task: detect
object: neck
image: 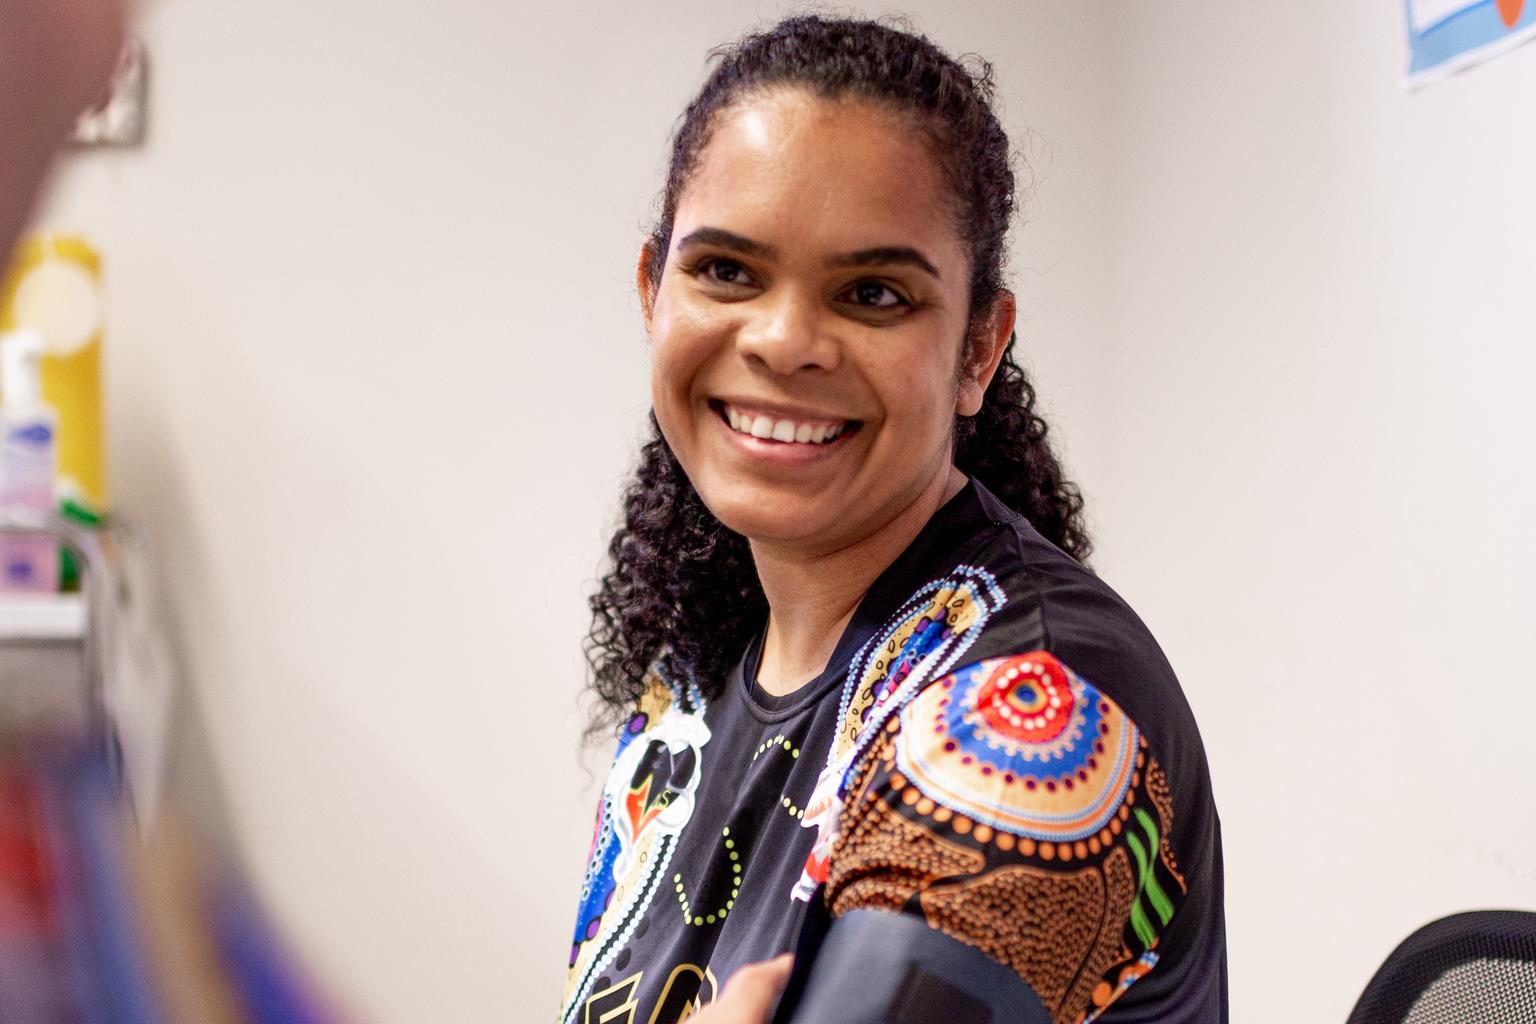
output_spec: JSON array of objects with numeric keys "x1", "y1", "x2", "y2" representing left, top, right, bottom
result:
[{"x1": 751, "y1": 465, "x2": 968, "y2": 697}]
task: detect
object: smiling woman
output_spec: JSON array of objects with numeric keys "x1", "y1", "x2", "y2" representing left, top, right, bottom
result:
[
  {"x1": 645, "y1": 90, "x2": 989, "y2": 566},
  {"x1": 565, "y1": 16, "x2": 1227, "y2": 1024}
]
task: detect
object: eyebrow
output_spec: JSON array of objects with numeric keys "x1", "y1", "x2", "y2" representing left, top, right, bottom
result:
[
  {"x1": 676, "y1": 227, "x2": 777, "y2": 261},
  {"x1": 828, "y1": 246, "x2": 941, "y2": 280},
  {"x1": 675, "y1": 227, "x2": 941, "y2": 280}
]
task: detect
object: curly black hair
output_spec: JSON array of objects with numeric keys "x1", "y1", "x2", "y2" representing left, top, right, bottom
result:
[{"x1": 586, "y1": 15, "x2": 1090, "y2": 730}]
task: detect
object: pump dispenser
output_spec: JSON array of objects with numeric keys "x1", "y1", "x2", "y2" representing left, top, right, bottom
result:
[{"x1": 0, "y1": 328, "x2": 59, "y2": 591}]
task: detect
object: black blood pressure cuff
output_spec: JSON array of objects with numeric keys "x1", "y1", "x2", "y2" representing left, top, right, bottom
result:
[{"x1": 771, "y1": 908, "x2": 1053, "y2": 1024}]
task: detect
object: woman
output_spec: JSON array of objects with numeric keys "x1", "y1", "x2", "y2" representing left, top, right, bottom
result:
[{"x1": 566, "y1": 15, "x2": 1226, "y2": 1024}]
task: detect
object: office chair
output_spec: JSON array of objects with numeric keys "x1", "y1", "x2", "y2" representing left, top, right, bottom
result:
[{"x1": 1345, "y1": 910, "x2": 1536, "y2": 1023}]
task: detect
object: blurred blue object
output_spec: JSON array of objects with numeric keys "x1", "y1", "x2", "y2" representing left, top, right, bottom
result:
[{"x1": 0, "y1": 740, "x2": 347, "y2": 1024}]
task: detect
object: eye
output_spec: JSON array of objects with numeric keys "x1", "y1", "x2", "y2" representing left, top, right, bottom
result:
[
  {"x1": 842, "y1": 280, "x2": 910, "y2": 310},
  {"x1": 695, "y1": 257, "x2": 758, "y2": 289}
]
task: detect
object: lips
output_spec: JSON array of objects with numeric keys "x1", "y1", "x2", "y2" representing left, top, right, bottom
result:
[{"x1": 713, "y1": 400, "x2": 859, "y2": 446}]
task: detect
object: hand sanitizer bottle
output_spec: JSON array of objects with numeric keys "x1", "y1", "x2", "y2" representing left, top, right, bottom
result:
[{"x1": 0, "y1": 328, "x2": 59, "y2": 592}]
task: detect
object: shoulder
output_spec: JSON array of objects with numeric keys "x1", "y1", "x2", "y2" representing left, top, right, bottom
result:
[
  {"x1": 825, "y1": 648, "x2": 1194, "y2": 1022},
  {"x1": 957, "y1": 493, "x2": 1204, "y2": 775},
  {"x1": 809, "y1": 487, "x2": 1224, "y2": 1019}
]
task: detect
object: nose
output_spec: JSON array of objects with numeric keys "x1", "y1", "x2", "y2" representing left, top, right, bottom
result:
[{"x1": 735, "y1": 288, "x2": 841, "y2": 376}]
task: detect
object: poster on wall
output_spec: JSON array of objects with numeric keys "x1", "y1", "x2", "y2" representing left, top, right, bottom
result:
[{"x1": 1405, "y1": 0, "x2": 1536, "y2": 87}]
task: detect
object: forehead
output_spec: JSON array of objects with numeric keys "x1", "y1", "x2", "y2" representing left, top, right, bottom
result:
[{"x1": 674, "y1": 89, "x2": 965, "y2": 267}]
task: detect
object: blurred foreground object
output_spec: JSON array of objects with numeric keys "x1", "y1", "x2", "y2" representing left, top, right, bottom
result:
[
  {"x1": 0, "y1": 0, "x2": 128, "y2": 150},
  {"x1": 0, "y1": 513, "x2": 352, "y2": 1022},
  {"x1": 0, "y1": 0, "x2": 129, "y2": 264},
  {"x1": 0, "y1": 741, "x2": 348, "y2": 1023}
]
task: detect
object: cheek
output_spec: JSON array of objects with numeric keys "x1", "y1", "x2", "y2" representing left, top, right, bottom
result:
[
  {"x1": 649, "y1": 332, "x2": 687, "y2": 406},
  {"x1": 876, "y1": 341, "x2": 963, "y2": 433},
  {"x1": 649, "y1": 294, "x2": 732, "y2": 439},
  {"x1": 649, "y1": 299, "x2": 706, "y2": 397}
]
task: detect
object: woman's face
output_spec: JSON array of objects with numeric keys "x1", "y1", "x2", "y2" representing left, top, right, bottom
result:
[{"x1": 643, "y1": 88, "x2": 1007, "y2": 556}]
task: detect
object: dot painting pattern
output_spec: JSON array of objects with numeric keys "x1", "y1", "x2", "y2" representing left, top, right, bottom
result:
[
  {"x1": 830, "y1": 565, "x2": 1008, "y2": 767},
  {"x1": 896, "y1": 652, "x2": 1139, "y2": 843},
  {"x1": 753, "y1": 735, "x2": 805, "y2": 819},
  {"x1": 793, "y1": 565, "x2": 1008, "y2": 902},
  {"x1": 673, "y1": 827, "x2": 743, "y2": 926},
  {"x1": 824, "y1": 651, "x2": 1188, "y2": 1024},
  {"x1": 559, "y1": 668, "x2": 711, "y2": 1024}
]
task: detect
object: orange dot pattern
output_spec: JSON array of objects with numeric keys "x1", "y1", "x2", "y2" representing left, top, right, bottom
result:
[
  {"x1": 897, "y1": 652, "x2": 1141, "y2": 845},
  {"x1": 821, "y1": 660, "x2": 1189, "y2": 1024}
]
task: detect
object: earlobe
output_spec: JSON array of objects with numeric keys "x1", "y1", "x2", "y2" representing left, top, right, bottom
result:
[{"x1": 956, "y1": 290, "x2": 1017, "y2": 417}]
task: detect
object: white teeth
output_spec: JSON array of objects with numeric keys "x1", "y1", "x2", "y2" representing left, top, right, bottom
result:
[{"x1": 723, "y1": 405, "x2": 849, "y2": 445}]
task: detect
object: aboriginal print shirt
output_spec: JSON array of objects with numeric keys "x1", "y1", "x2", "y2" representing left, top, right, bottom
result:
[{"x1": 560, "y1": 478, "x2": 1227, "y2": 1024}]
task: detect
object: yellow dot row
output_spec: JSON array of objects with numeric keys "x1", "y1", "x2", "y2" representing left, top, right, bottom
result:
[
  {"x1": 752, "y1": 735, "x2": 802, "y2": 762},
  {"x1": 672, "y1": 828, "x2": 745, "y2": 927}
]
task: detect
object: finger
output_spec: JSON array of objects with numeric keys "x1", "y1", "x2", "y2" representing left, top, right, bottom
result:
[{"x1": 717, "y1": 955, "x2": 794, "y2": 1017}]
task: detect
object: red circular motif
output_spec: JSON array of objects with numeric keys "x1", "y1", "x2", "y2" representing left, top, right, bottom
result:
[{"x1": 976, "y1": 653, "x2": 1073, "y2": 744}]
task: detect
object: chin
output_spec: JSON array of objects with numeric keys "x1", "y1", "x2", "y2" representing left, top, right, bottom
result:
[{"x1": 693, "y1": 480, "x2": 840, "y2": 547}]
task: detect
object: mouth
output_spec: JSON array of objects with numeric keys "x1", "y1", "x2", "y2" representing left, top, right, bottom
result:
[{"x1": 709, "y1": 400, "x2": 862, "y2": 446}]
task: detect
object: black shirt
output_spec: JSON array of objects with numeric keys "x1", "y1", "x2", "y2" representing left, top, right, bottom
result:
[{"x1": 560, "y1": 478, "x2": 1227, "y2": 1024}]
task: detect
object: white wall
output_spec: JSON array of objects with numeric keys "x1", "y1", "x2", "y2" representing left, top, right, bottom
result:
[
  {"x1": 1093, "y1": 3, "x2": 1536, "y2": 1021},
  {"x1": 34, "y1": 3, "x2": 1115, "y2": 1023}
]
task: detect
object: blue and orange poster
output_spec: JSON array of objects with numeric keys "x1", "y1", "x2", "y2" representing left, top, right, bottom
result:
[{"x1": 1406, "y1": 0, "x2": 1536, "y2": 85}]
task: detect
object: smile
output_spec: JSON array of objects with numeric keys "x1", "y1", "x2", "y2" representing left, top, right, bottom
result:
[{"x1": 715, "y1": 401, "x2": 858, "y2": 445}]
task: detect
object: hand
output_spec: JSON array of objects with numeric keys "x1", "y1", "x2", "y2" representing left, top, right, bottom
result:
[
  {"x1": 0, "y1": 0, "x2": 131, "y2": 144},
  {"x1": 691, "y1": 955, "x2": 794, "y2": 1024}
]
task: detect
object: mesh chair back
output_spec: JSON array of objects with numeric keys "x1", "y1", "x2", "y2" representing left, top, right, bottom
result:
[{"x1": 1346, "y1": 911, "x2": 1536, "y2": 1024}]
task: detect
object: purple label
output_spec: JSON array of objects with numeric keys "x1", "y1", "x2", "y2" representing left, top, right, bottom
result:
[{"x1": 8, "y1": 423, "x2": 52, "y2": 445}]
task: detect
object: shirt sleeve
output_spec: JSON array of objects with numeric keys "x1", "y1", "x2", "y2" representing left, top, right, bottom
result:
[{"x1": 822, "y1": 651, "x2": 1189, "y2": 1024}]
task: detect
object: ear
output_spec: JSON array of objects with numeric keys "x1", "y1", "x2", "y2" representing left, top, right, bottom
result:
[
  {"x1": 956, "y1": 289, "x2": 1017, "y2": 416},
  {"x1": 637, "y1": 238, "x2": 663, "y2": 333}
]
